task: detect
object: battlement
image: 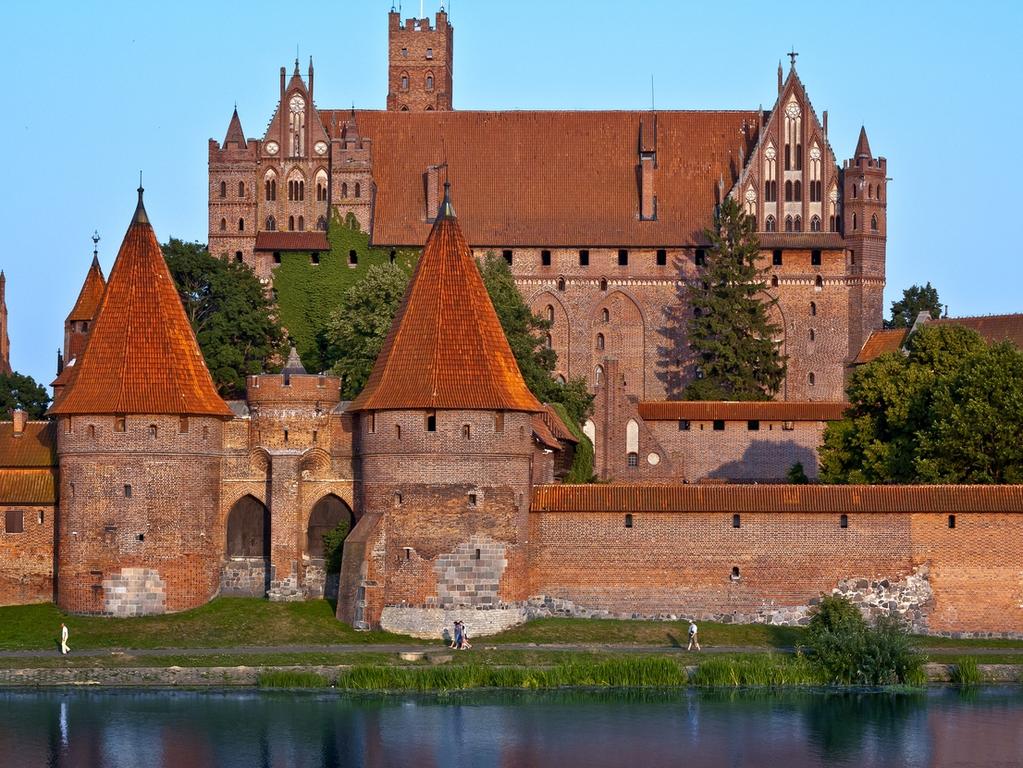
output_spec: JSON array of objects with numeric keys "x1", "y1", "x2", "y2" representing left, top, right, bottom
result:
[
  {"x1": 246, "y1": 373, "x2": 342, "y2": 406},
  {"x1": 389, "y1": 10, "x2": 450, "y2": 33}
]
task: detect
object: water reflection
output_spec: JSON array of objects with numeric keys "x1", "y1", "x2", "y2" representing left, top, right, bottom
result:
[{"x1": 0, "y1": 687, "x2": 1021, "y2": 768}]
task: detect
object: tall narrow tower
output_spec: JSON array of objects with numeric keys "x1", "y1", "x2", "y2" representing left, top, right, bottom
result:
[{"x1": 387, "y1": 9, "x2": 453, "y2": 111}]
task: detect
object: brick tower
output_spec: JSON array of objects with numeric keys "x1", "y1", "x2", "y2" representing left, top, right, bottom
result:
[
  {"x1": 51, "y1": 246, "x2": 107, "y2": 404},
  {"x1": 0, "y1": 271, "x2": 9, "y2": 375},
  {"x1": 49, "y1": 187, "x2": 234, "y2": 615},
  {"x1": 387, "y1": 8, "x2": 453, "y2": 111},
  {"x1": 842, "y1": 127, "x2": 887, "y2": 361},
  {"x1": 338, "y1": 185, "x2": 540, "y2": 632}
]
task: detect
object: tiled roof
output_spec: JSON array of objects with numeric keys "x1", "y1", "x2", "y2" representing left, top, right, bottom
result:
[
  {"x1": 531, "y1": 483, "x2": 1023, "y2": 514},
  {"x1": 853, "y1": 329, "x2": 907, "y2": 364},
  {"x1": 638, "y1": 401, "x2": 847, "y2": 422},
  {"x1": 855, "y1": 126, "x2": 872, "y2": 159},
  {"x1": 67, "y1": 256, "x2": 106, "y2": 323},
  {"x1": 757, "y1": 233, "x2": 846, "y2": 249},
  {"x1": 931, "y1": 314, "x2": 1023, "y2": 350},
  {"x1": 531, "y1": 414, "x2": 562, "y2": 450},
  {"x1": 0, "y1": 468, "x2": 57, "y2": 504},
  {"x1": 321, "y1": 110, "x2": 760, "y2": 247},
  {"x1": 539, "y1": 404, "x2": 578, "y2": 444},
  {"x1": 49, "y1": 190, "x2": 233, "y2": 418},
  {"x1": 0, "y1": 422, "x2": 56, "y2": 468},
  {"x1": 254, "y1": 231, "x2": 329, "y2": 251},
  {"x1": 350, "y1": 191, "x2": 542, "y2": 413},
  {"x1": 224, "y1": 108, "x2": 247, "y2": 147}
]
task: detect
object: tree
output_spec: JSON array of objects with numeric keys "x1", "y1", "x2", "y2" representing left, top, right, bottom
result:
[
  {"x1": 163, "y1": 239, "x2": 287, "y2": 398},
  {"x1": 886, "y1": 282, "x2": 942, "y2": 329},
  {"x1": 325, "y1": 263, "x2": 411, "y2": 399},
  {"x1": 477, "y1": 253, "x2": 593, "y2": 425},
  {"x1": 684, "y1": 197, "x2": 785, "y2": 400},
  {"x1": 819, "y1": 324, "x2": 1023, "y2": 483},
  {"x1": 0, "y1": 371, "x2": 50, "y2": 419}
]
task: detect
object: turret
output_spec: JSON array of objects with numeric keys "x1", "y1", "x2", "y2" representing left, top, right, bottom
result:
[{"x1": 387, "y1": 8, "x2": 453, "y2": 111}]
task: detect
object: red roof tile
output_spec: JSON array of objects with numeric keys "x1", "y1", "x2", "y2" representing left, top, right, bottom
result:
[
  {"x1": 531, "y1": 414, "x2": 562, "y2": 450},
  {"x1": 638, "y1": 401, "x2": 847, "y2": 422},
  {"x1": 350, "y1": 192, "x2": 542, "y2": 413},
  {"x1": 0, "y1": 468, "x2": 57, "y2": 504},
  {"x1": 539, "y1": 404, "x2": 578, "y2": 444},
  {"x1": 49, "y1": 190, "x2": 233, "y2": 418},
  {"x1": 932, "y1": 314, "x2": 1023, "y2": 350},
  {"x1": 0, "y1": 422, "x2": 56, "y2": 468},
  {"x1": 67, "y1": 256, "x2": 106, "y2": 323},
  {"x1": 853, "y1": 329, "x2": 907, "y2": 365},
  {"x1": 321, "y1": 110, "x2": 759, "y2": 247},
  {"x1": 254, "y1": 231, "x2": 329, "y2": 252},
  {"x1": 531, "y1": 483, "x2": 1023, "y2": 514}
]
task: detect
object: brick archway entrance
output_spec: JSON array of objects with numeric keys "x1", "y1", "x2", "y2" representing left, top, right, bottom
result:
[
  {"x1": 222, "y1": 495, "x2": 270, "y2": 596},
  {"x1": 306, "y1": 494, "x2": 355, "y2": 600}
]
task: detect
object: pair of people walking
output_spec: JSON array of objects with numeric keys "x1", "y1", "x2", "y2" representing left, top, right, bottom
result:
[{"x1": 448, "y1": 620, "x2": 472, "y2": 650}]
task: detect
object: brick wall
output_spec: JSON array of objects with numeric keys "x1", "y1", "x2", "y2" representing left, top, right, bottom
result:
[
  {"x1": 0, "y1": 504, "x2": 54, "y2": 605},
  {"x1": 387, "y1": 11, "x2": 453, "y2": 111}
]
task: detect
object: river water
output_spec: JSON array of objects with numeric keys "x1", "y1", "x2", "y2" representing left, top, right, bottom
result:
[{"x1": 1, "y1": 687, "x2": 1021, "y2": 768}]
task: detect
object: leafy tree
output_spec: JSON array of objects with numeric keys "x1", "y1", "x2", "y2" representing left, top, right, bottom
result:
[
  {"x1": 322, "y1": 518, "x2": 352, "y2": 573},
  {"x1": 325, "y1": 263, "x2": 411, "y2": 399},
  {"x1": 820, "y1": 324, "x2": 1023, "y2": 483},
  {"x1": 477, "y1": 253, "x2": 593, "y2": 425},
  {"x1": 163, "y1": 239, "x2": 286, "y2": 398},
  {"x1": 684, "y1": 197, "x2": 785, "y2": 400},
  {"x1": 0, "y1": 372, "x2": 50, "y2": 419},
  {"x1": 886, "y1": 282, "x2": 942, "y2": 329},
  {"x1": 787, "y1": 462, "x2": 810, "y2": 484}
]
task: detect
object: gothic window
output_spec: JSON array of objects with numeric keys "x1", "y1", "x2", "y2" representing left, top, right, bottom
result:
[
  {"x1": 794, "y1": 180, "x2": 802, "y2": 201},
  {"x1": 342, "y1": 182, "x2": 348, "y2": 198},
  {"x1": 810, "y1": 215, "x2": 821, "y2": 232},
  {"x1": 557, "y1": 277, "x2": 566, "y2": 292},
  {"x1": 809, "y1": 328, "x2": 816, "y2": 342},
  {"x1": 426, "y1": 73, "x2": 434, "y2": 91},
  {"x1": 315, "y1": 171, "x2": 328, "y2": 202},
  {"x1": 600, "y1": 278, "x2": 608, "y2": 291},
  {"x1": 815, "y1": 275, "x2": 823, "y2": 290},
  {"x1": 829, "y1": 215, "x2": 836, "y2": 232},
  {"x1": 784, "y1": 144, "x2": 791, "y2": 171},
  {"x1": 288, "y1": 215, "x2": 295, "y2": 231},
  {"x1": 765, "y1": 215, "x2": 776, "y2": 232},
  {"x1": 219, "y1": 181, "x2": 226, "y2": 198},
  {"x1": 219, "y1": 218, "x2": 226, "y2": 232},
  {"x1": 876, "y1": 185, "x2": 883, "y2": 202},
  {"x1": 602, "y1": 308, "x2": 610, "y2": 323},
  {"x1": 871, "y1": 214, "x2": 879, "y2": 231},
  {"x1": 810, "y1": 301, "x2": 817, "y2": 316},
  {"x1": 597, "y1": 333, "x2": 605, "y2": 351},
  {"x1": 794, "y1": 215, "x2": 802, "y2": 232},
  {"x1": 299, "y1": 180, "x2": 304, "y2": 201},
  {"x1": 852, "y1": 213, "x2": 858, "y2": 230},
  {"x1": 354, "y1": 183, "x2": 361, "y2": 198},
  {"x1": 796, "y1": 143, "x2": 803, "y2": 171},
  {"x1": 316, "y1": 216, "x2": 327, "y2": 231},
  {"x1": 771, "y1": 274, "x2": 779, "y2": 288},
  {"x1": 546, "y1": 305, "x2": 554, "y2": 322},
  {"x1": 595, "y1": 365, "x2": 604, "y2": 386},
  {"x1": 289, "y1": 94, "x2": 305, "y2": 156},
  {"x1": 785, "y1": 180, "x2": 793, "y2": 202},
  {"x1": 238, "y1": 181, "x2": 245, "y2": 198},
  {"x1": 868, "y1": 184, "x2": 873, "y2": 199},
  {"x1": 238, "y1": 218, "x2": 244, "y2": 232},
  {"x1": 852, "y1": 185, "x2": 858, "y2": 199},
  {"x1": 265, "y1": 216, "x2": 276, "y2": 231},
  {"x1": 785, "y1": 215, "x2": 793, "y2": 232},
  {"x1": 545, "y1": 333, "x2": 552, "y2": 349},
  {"x1": 298, "y1": 216, "x2": 304, "y2": 231},
  {"x1": 400, "y1": 72, "x2": 410, "y2": 91}
]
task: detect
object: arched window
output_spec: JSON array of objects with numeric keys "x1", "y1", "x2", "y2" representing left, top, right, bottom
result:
[
  {"x1": 784, "y1": 144, "x2": 791, "y2": 171},
  {"x1": 601, "y1": 308, "x2": 610, "y2": 323},
  {"x1": 809, "y1": 328, "x2": 816, "y2": 342},
  {"x1": 794, "y1": 215, "x2": 802, "y2": 232},
  {"x1": 316, "y1": 216, "x2": 327, "y2": 231},
  {"x1": 871, "y1": 214, "x2": 879, "y2": 231},
  {"x1": 626, "y1": 419, "x2": 639, "y2": 454},
  {"x1": 299, "y1": 180, "x2": 304, "y2": 200},
  {"x1": 342, "y1": 182, "x2": 348, "y2": 198},
  {"x1": 219, "y1": 218, "x2": 226, "y2": 232},
  {"x1": 808, "y1": 372, "x2": 816, "y2": 387},
  {"x1": 354, "y1": 183, "x2": 361, "y2": 198},
  {"x1": 546, "y1": 305, "x2": 554, "y2": 322},
  {"x1": 219, "y1": 181, "x2": 226, "y2": 198},
  {"x1": 810, "y1": 301, "x2": 817, "y2": 316},
  {"x1": 784, "y1": 215, "x2": 793, "y2": 232},
  {"x1": 765, "y1": 215, "x2": 776, "y2": 232},
  {"x1": 785, "y1": 180, "x2": 793, "y2": 202},
  {"x1": 868, "y1": 184, "x2": 873, "y2": 199},
  {"x1": 600, "y1": 278, "x2": 608, "y2": 291},
  {"x1": 238, "y1": 181, "x2": 245, "y2": 198},
  {"x1": 315, "y1": 171, "x2": 328, "y2": 202},
  {"x1": 794, "y1": 180, "x2": 802, "y2": 201},
  {"x1": 852, "y1": 213, "x2": 858, "y2": 230},
  {"x1": 771, "y1": 274, "x2": 779, "y2": 288},
  {"x1": 815, "y1": 275, "x2": 823, "y2": 291},
  {"x1": 852, "y1": 185, "x2": 858, "y2": 199},
  {"x1": 265, "y1": 216, "x2": 276, "y2": 231},
  {"x1": 796, "y1": 143, "x2": 803, "y2": 170},
  {"x1": 597, "y1": 333, "x2": 605, "y2": 351},
  {"x1": 545, "y1": 333, "x2": 552, "y2": 349},
  {"x1": 876, "y1": 185, "x2": 883, "y2": 202},
  {"x1": 557, "y1": 277, "x2": 566, "y2": 292},
  {"x1": 594, "y1": 365, "x2": 604, "y2": 386},
  {"x1": 238, "y1": 218, "x2": 244, "y2": 232},
  {"x1": 297, "y1": 216, "x2": 304, "y2": 231},
  {"x1": 426, "y1": 73, "x2": 434, "y2": 91},
  {"x1": 400, "y1": 72, "x2": 409, "y2": 91},
  {"x1": 288, "y1": 215, "x2": 295, "y2": 231},
  {"x1": 810, "y1": 215, "x2": 821, "y2": 232}
]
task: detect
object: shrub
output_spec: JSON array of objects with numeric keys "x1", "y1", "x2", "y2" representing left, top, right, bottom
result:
[
  {"x1": 258, "y1": 670, "x2": 329, "y2": 688},
  {"x1": 950, "y1": 656, "x2": 981, "y2": 687}
]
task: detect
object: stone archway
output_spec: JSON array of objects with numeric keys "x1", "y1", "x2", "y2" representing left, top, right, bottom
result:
[
  {"x1": 222, "y1": 495, "x2": 270, "y2": 597},
  {"x1": 305, "y1": 494, "x2": 355, "y2": 600}
]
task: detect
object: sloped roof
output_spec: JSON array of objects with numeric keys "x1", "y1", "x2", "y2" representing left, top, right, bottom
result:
[
  {"x1": 320, "y1": 109, "x2": 759, "y2": 247},
  {"x1": 254, "y1": 231, "x2": 329, "y2": 251},
  {"x1": 49, "y1": 190, "x2": 233, "y2": 417},
  {"x1": 531, "y1": 414, "x2": 562, "y2": 450},
  {"x1": 350, "y1": 190, "x2": 542, "y2": 413},
  {"x1": 224, "y1": 108, "x2": 247, "y2": 147},
  {"x1": 931, "y1": 314, "x2": 1023, "y2": 350},
  {"x1": 531, "y1": 483, "x2": 1023, "y2": 514},
  {"x1": 0, "y1": 468, "x2": 57, "y2": 504},
  {"x1": 854, "y1": 126, "x2": 872, "y2": 159},
  {"x1": 67, "y1": 255, "x2": 106, "y2": 323},
  {"x1": 853, "y1": 329, "x2": 908, "y2": 365},
  {"x1": 0, "y1": 422, "x2": 56, "y2": 468},
  {"x1": 638, "y1": 401, "x2": 847, "y2": 422},
  {"x1": 539, "y1": 404, "x2": 578, "y2": 444}
]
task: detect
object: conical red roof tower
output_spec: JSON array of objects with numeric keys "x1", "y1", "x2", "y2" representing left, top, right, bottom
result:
[
  {"x1": 67, "y1": 254, "x2": 106, "y2": 324},
  {"x1": 351, "y1": 185, "x2": 541, "y2": 413},
  {"x1": 50, "y1": 188, "x2": 232, "y2": 417}
]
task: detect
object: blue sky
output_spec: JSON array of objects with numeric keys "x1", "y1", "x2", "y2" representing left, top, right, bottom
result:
[{"x1": 4, "y1": 0, "x2": 1021, "y2": 387}]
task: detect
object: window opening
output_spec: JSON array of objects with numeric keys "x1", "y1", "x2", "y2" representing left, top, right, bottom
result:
[
  {"x1": 579, "y1": 249, "x2": 589, "y2": 266},
  {"x1": 625, "y1": 514, "x2": 633, "y2": 528},
  {"x1": 656, "y1": 249, "x2": 667, "y2": 266},
  {"x1": 747, "y1": 420, "x2": 760, "y2": 431},
  {"x1": 840, "y1": 514, "x2": 849, "y2": 529},
  {"x1": 732, "y1": 514, "x2": 741, "y2": 529},
  {"x1": 713, "y1": 420, "x2": 725, "y2": 431},
  {"x1": 618, "y1": 249, "x2": 628, "y2": 266}
]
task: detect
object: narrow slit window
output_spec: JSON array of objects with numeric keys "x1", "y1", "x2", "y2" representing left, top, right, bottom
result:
[
  {"x1": 840, "y1": 514, "x2": 849, "y2": 529},
  {"x1": 462, "y1": 424, "x2": 471, "y2": 439},
  {"x1": 624, "y1": 514, "x2": 633, "y2": 529},
  {"x1": 948, "y1": 514, "x2": 956, "y2": 529},
  {"x1": 426, "y1": 412, "x2": 437, "y2": 432},
  {"x1": 124, "y1": 484, "x2": 132, "y2": 498},
  {"x1": 732, "y1": 514, "x2": 741, "y2": 529}
]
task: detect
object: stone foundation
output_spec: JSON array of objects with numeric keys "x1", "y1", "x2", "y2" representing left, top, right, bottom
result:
[
  {"x1": 380, "y1": 605, "x2": 529, "y2": 639},
  {"x1": 101, "y1": 568, "x2": 166, "y2": 617},
  {"x1": 303, "y1": 560, "x2": 339, "y2": 600},
  {"x1": 220, "y1": 558, "x2": 268, "y2": 597},
  {"x1": 268, "y1": 566, "x2": 303, "y2": 602}
]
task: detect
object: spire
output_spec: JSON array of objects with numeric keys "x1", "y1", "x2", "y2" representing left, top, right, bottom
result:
[
  {"x1": 67, "y1": 246, "x2": 106, "y2": 324},
  {"x1": 438, "y1": 181, "x2": 455, "y2": 219},
  {"x1": 224, "y1": 107, "x2": 247, "y2": 148},
  {"x1": 854, "y1": 126, "x2": 873, "y2": 159},
  {"x1": 282, "y1": 347, "x2": 307, "y2": 376},
  {"x1": 777, "y1": 61, "x2": 783, "y2": 93},
  {"x1": 350, "y1": 192, "x2": 541, "y2": 413},
  {"x1": 50, "y1": 188, "x2": 232, "y2": 418},
  {"x1": 132, "y1": 179, "x2": 149, "y2": 226}
]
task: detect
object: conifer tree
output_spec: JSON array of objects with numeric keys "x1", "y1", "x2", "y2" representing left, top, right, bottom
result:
[{"x1": 684, "y1": 197, "x2": 785, "y2": 400}]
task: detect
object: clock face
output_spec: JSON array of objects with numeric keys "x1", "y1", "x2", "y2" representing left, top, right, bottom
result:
[
  {"x1": 314, "y1": 141, "x2": 328, "y2": 156},
  {"x1": 265, "y1": 141, "x2": 279, "y2": 156},
  {"x1": 289, "y1": 95, "x2": 305, "y2": 113}
]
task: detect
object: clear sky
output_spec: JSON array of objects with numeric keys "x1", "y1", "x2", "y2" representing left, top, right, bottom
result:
[{"x1": 3, "y1": 0, "x2": 1021, "y2": 388}]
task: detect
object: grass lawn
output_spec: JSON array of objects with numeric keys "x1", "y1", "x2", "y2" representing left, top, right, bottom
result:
[{"x1": 0, "y1": 598, "x2": 412, "y2": 652}]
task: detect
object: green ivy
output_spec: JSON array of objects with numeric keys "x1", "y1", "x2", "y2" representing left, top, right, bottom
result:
[
  {"x1": 549, "y1": 401, "x2": 595, "y2": 484},
  {"x1": 272, "y1": 212, "x2": 419, "y2": 372}
]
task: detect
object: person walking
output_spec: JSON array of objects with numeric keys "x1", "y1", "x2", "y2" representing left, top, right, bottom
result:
[
  {"x1": 60, "y1": 622, "x2": 70, "y2": 655},
  {"x1": 453, "y1": 621, "x2": 463, "y2": 650},
  {"x1": 449, "y1": 621, "x2": 461, "y2": 649},
  {"x1": 687, "y1": 621, "x2": 700, "y2": 651},
  {"x1": 459, "y1": 623, "x2": 472, "y2": 651}
]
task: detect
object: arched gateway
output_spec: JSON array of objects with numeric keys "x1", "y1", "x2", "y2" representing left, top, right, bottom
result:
[{"x1": 222, "y1": 495, "x2": 270, "y2": 596}]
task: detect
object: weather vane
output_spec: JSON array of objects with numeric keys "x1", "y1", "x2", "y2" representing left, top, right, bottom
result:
[{"x1": 92, "y1": 230, "x2": 100, "y2": 257}]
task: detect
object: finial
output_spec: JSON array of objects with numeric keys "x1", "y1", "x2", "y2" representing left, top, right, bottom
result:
[
  {"x1": 132, "y1": 173, "x2": 150, "y2": 226},
  {"x1": 788, "y1": 47, "x2": 799, "y2": 68},
  {"x1": 91, "y1": 230, "x2": 101, "y2": 262},
  {"x1": 439, "y1": 180, "x2": 456, "y2": 219}
]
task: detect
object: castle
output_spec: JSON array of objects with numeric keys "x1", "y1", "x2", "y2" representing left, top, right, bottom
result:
[{"x1": 0, "y1": 10, "x2": 1022, "y2": 638}]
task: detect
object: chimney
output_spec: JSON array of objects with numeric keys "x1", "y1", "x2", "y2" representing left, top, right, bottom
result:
[
  {"x1": 11, "y1": 408, "x2": 26, "y2": 436},
  {"x1": 639, "y1": 117, "x2": 657, "y2": 221},
  {"x1": 425, "y1": 165, "x2": 442, "y2": 222}
]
